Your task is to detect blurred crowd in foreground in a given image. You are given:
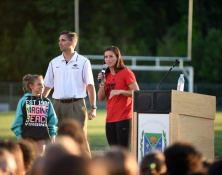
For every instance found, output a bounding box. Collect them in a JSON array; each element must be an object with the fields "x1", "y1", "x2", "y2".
[{"x1": 0, "y1": 118, "x2": 221, "y2": 175}]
